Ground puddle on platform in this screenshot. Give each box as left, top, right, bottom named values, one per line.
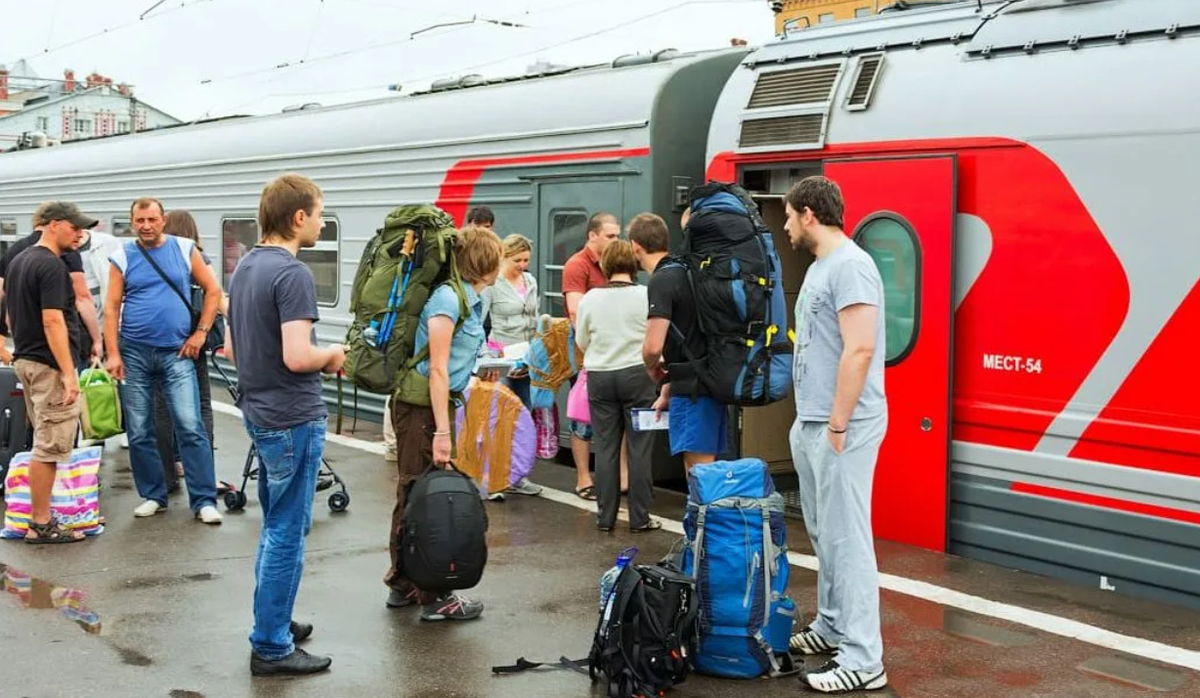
left=943, top=608, right=1039, bottom=648
left=0, top=562, right=102, bottom=634
left=1076, top=654, right=1188, bottom=693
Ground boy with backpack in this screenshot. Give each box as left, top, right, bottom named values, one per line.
left=630, top=212, right=728, bottom=470
left=383, top=223, right=504, bottom=621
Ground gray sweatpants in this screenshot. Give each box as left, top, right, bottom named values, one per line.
left=789, top=412, right=887, bottom=672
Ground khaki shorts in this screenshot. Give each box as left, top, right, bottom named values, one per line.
left=14, top=359, right=80, bottom=464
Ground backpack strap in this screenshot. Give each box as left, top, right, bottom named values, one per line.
left=404, top=278, right=470, bottom=369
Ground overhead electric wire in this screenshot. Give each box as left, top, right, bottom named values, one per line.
left=16, top=0, right=219, bottom=64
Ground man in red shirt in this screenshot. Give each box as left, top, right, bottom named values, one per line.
left=562, top=212, right=622, bottom=500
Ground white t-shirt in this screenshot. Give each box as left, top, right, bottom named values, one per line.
left=575, top=284, right=648, bottom=372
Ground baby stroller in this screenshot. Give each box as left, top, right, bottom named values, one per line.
left=209, top=348, right=351, bottom=513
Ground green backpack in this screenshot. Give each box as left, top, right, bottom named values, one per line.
left=344, top=204, right=468, bottom=404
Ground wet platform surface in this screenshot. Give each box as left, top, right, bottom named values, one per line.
left=2, top=407, right=1199, bottom=698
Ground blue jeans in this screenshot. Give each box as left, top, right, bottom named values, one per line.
left=121, top=339, right=216, bottom=512
left=246, top=416, right=326, bottom=660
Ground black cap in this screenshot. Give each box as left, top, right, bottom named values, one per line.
left=36, top=201, right=98, bottom=230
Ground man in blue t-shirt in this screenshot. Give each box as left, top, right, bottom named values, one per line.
left=103, top=197, right=224, bottom=524
left=227, top=174, right=344, bottom=677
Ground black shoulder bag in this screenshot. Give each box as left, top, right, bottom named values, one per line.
left=134, top=242, right=225, bottom=353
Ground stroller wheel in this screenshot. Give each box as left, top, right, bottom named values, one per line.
left=225, top=490, right=248, bottom=511
left=328, top=491, right=350, bottom=513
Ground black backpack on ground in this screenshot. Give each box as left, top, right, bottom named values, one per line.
left=667, top=181, right=792, bottom=406
left=399, top=464, right=489, bottom=592
left=589, top=564, right=699, bottom=698
left=492, top=563, right=699, bottom=698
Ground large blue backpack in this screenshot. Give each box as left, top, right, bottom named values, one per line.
left=524, top=315, right=582, bottom=410
left=681, top=459, right=797, bottom=679
left=669, top=182, right=792, bottom=406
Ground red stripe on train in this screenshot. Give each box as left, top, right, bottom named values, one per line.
left=1011, top=482, right=1200, bottom=526
left=435, top=147, right=651, bottom=225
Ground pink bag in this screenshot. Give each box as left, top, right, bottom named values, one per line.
left=2, top=446, right=104, bottom=539
left=567, top=369, right=590, bottom=423
left=533, top=407, right=559, bottom=459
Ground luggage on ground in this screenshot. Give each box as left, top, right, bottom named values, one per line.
left=588, top=562, right=699, bottom=698
left=344, top=205, right=466, bottom=397
left=669, top=182, right=792, bottom=406
left=0, top=366, right=31, bottom=494
left=2, top=446, right=104, bottom=538
left=681, top=458, right=797, bottom=678
left=454, top=381, right=536, bottom=497
left=79, top=362, right=123, bottom=441
left=399, top=463, right=489, bottom=592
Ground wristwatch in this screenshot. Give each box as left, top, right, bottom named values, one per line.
left=197, top=323, right=210, bottom=333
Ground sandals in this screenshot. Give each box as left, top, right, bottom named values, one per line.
left=25, top=519, right=86, bottom=545
left=631, top=520, right=662, bottom=534
left=575, top=485, right=597, bottom=501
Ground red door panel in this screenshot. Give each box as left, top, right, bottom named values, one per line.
left=824, top=156, right=955, bottom=551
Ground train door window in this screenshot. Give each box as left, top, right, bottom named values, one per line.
left=546, top=209, right=589, bottom=317
left=111, top=217, right=133, bottom=237
left=853, top=214, right=919, bottom=364
left=221, top=218, right=259, bottom=288
left=297, top=217, right=339, bottom=306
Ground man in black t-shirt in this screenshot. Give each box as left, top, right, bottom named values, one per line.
left=6, top=201, right=95, bottom=544
left=0, top=204, right=100, bottom=365
left=630, top=212, right=729, bottom=471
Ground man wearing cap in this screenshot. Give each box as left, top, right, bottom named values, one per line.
left=0, top=203, right=103, bottom=368
left=5, top=201, right=94, bottom=543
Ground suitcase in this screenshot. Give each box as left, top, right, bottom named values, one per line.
left=0, top=366, right=33, bottom=495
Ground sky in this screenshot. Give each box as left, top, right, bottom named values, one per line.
left=0, top=0, right=777, bottom=121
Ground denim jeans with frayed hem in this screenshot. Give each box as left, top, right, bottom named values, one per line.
left=246, top=416, right=326, bottom=660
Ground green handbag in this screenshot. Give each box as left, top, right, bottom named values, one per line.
left=79, top=361, right=124, bottom=441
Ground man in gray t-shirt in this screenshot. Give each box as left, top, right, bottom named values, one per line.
left=784, top=176, right=890, bottom=694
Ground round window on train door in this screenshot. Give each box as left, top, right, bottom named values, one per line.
left=852, top=213, right=921, bottom=365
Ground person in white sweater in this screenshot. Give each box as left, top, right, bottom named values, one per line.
left=575, top=240, right=660, bottom=533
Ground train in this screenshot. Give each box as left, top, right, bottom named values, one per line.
left=2, top=0, right=1198, bottom=611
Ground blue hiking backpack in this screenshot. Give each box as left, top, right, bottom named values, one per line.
left=680, top=459, right=798, bottom=679
left=668, top=182, right=792, bottom=406
left=524, top=315, right=583, bottom=411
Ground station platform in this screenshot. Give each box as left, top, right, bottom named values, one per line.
left=1, top=404, right=1198, bottom=698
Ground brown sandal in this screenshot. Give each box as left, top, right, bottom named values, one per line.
left=25, top=520, right=86, bottom=545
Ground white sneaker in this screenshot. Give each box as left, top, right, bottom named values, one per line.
left=790, top=625, right=839, bottom=655
left=133, top=500, right=164, bottom=518
left=197, top=505, right=223, bottom=525
left=804, top=659, right=888, bottom=693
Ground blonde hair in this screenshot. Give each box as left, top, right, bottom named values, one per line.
left=502, top=233, right=532, bottom=258
left=456, top=224, right=503, bottom=283
left=600, top=239, right=639, bottom=279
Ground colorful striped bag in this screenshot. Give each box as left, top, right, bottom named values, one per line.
left=2, top=447, right=104, bottom=538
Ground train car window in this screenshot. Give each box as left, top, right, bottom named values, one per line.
left=111, top=217, right=133, bottom=237
left=853, top=214, right=920, bottom=365
left=298, top=218, right=339, bottom=305
left=221, top=218, right=259, bottom=288
left=221, top=216, right=339, bottom=305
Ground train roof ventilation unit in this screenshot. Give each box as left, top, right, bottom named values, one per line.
left=746, top=63, right=841, bottom=109
left=845, top=54, right=884, bottom=111
left=738, top=59, right=844, bottom=151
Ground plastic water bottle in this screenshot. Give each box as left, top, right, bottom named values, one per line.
left=599, top=547, right=637, bottom=611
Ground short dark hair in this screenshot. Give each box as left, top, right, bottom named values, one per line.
left=587, top=212, right=618, bottom=236
left=130, top=197, right=165, bottom=218
left=627, top=213, right=669, bottom=253
left=465, top=206, right=495, bottom=226
left=785, top=176, right=844, bottom=229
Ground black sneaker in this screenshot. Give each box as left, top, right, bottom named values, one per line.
left=420, top=593, right=483, bottom=621
left=250, top=647, right=332, bottom=677
left=386, top=586, right=419, bottom=609
left=290, top=621, right=313, bottom=643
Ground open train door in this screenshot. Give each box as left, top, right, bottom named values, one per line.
left=823, top=155, right=955, bottom=551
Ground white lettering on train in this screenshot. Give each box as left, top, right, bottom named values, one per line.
left=983, top=354, right=1043, bottom=374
